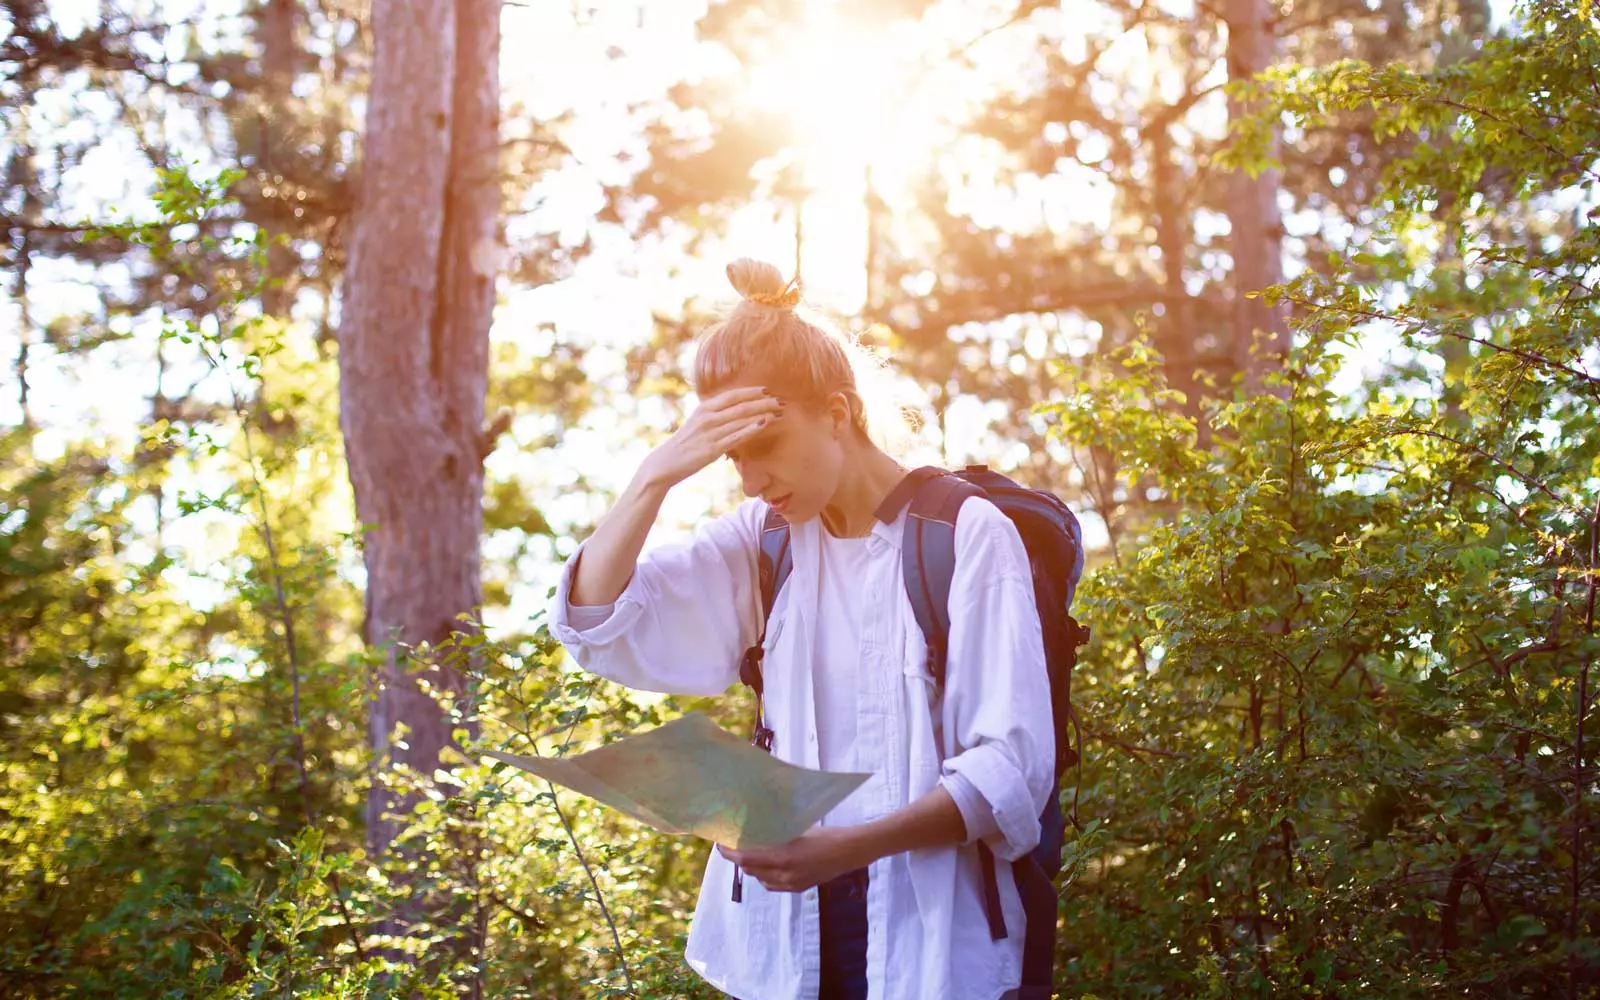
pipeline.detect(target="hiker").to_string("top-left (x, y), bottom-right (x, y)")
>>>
top-left (550, 258), bottom-right (1065, 1000)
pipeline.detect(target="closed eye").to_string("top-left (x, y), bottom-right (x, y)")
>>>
top-left (727, 431), bottom-right (777, 464)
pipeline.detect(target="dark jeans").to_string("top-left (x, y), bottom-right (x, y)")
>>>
top-left (819, 867), bottom-right (870, 1000)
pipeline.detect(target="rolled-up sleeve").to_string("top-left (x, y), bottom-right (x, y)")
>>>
top-left (936, 500), bottom-right (1054, 861)
top-left (939, 769), bottom-right (1001, 844)
top-left (549, 500), bottom-right (764, 697)
top-left (564, 601), bottom-right (616, 631)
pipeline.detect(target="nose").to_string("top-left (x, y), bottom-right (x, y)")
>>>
top-left (736, 461), bottom-right (769, 499)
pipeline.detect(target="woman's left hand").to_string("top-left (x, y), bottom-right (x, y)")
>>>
top-left (718, 826), bottom-right (870, 893)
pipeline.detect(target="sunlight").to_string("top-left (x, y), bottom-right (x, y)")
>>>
top-left (747, 26), bottom-right (913, 188)
top-left (736, 12), bottom-right (951, 310)
top-left (730, 4), bottom-right (1104, 312)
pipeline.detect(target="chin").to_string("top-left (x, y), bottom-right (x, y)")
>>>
top-left (775, 499), bottom-right (820, 524)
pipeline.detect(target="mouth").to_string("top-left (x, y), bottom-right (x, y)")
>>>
top-left (767, 493), bottom-right (793, 514)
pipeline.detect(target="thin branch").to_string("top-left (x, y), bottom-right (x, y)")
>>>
top-left (1419, 96), bottom-right (1600, 186)
top-left (1572, 494), bottom-right (1600, 999)
top-left (543, 782), bottom-right (636, 996)
top-left (936, 0), bottom-right (1051, 70)
top-left (1287, 295), bottom-right (1600, 390)
top-left (210, 345), bottom-right (368, 962)
top-left (1327, 648), bottom-right (1363, 691)
top-left (488, 889), bottom-right (546, 929)
top-left (1387, 426), bottom-right (1581, 514)
top-left (507, 700), bottom-right (634, 996)
top-left (1086, 727), bottom-right (1187, 760)
top-left (1147, 76), bottom-right (1228, 134)
top-left (171, 206), bottom-right (371, 961)
top-left (501, 135), bottom-right (574, 158)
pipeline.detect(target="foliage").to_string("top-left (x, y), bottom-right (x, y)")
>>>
top-left (1050, 5), bottom-right (1600, 995)
top-left (4, 2), bottom-right (1598, 999)
top-left (0, 165), bottom-right (721, 998)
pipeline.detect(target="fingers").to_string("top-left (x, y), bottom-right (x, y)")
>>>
top-left (704, 385), bottom-right (772, 409)
top-left (715, 413), bottom-right (776, 452)
top-left (750, 868), bottom-right (809, 893)
top-left (716, 844), bottom-right (808, 892)
top-left (737, 861), bottom-right (800, 892)
top-left (717, 843), bottom-right (765, 866)
top-left (703, 394), bottom-right (783, 431)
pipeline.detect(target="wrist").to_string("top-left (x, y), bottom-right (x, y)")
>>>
top-left (631, 456), bottom-right (680, 496)
top-left (836, 822), bottom-right (887, 871)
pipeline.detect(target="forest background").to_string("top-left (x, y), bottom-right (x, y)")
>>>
top-left (3, 0), bottom-right (1598, 997)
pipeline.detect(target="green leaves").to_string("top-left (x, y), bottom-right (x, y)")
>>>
top-left (1055, 5), bottom-right (1600, 993)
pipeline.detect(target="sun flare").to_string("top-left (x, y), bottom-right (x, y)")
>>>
top-left (721, 5), bottom-right (1102, 312)
top-left (736, 14), bottom-right (956, 307)
top-left (748, 29), bottom-right (917, 187)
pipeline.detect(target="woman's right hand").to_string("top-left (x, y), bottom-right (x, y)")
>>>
top-left (640, 386), bottom-right (784, 488)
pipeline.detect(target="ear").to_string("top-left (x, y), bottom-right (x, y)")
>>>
top-left (823, 391), bottom-right (853, 438)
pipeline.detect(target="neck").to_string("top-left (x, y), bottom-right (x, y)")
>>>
top-left (821, 439), bottom-right (907, 538)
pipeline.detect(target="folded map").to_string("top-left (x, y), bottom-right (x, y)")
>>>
top-left (483, 712), bottom-right (870, 849)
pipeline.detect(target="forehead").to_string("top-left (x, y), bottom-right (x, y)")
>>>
top-left (728, 408), bottom-right (823, 461)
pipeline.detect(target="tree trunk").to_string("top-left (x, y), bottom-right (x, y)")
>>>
top-left (338, 0), bottom-right (500, 897)
top-left (1225, 0), bottom-right (1288, 390)
top-left (1151, 130), bottom-right (1207, 444)
top-left (257, 0), bottom-right (298, 317)
top-left (11, 120), bottom-right (36, 430)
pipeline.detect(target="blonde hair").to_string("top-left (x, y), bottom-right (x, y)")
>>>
top-left (694, 258), bottom-right (879, 436)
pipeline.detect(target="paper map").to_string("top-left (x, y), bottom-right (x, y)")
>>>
top-left (483, 712), bottom-right (870, 849)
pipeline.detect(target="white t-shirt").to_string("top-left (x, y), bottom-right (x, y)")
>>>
top-left (813, 529), bottom-right (872, 777)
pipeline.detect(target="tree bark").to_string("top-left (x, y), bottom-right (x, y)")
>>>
top-left (1225, 0), bottom-right (1289, 390)
top-left (10, 118), bottom-right (37, 430)
top-left (1151, 129), bottom-right (1207, 444)
top-left (257, 0), bottom-right (298, 317)
top-left (338, 0), bottom-right (500, 891)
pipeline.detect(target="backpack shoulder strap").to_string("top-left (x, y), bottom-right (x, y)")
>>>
top-left (877, 467), bottom-right (982, 690)
top-left (732, 505), bottom-right (792, 906)
top-left (879, 467), bottom-right (1018, 945)
top-left (738, 506), bottom-right (792, 752)
top-left (756, 505), bottom-right (793, 624)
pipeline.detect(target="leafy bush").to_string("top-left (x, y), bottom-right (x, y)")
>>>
top-left (1051, 7), bottom-right (1599, 995)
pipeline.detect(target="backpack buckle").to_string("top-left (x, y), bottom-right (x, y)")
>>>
top-left (738, 644), bottom-right (765, 694)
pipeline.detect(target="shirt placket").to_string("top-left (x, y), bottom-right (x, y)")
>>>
top-left (861, 530), bottom-right (901, 1000)
top-left (790, 526), bottom-right (823, 1000)
top-left (854, 535), bottom-right (893, 808)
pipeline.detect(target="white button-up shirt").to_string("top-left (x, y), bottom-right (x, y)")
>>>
top-left (549, 497), bottom-right (1053, 1000)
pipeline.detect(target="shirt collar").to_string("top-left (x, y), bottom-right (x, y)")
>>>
top-left (869, 510), bottom-right (902, 548)
top-left (796, 510), bottom-right (902, 549)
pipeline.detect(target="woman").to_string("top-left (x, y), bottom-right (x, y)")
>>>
top-left (550, 259), bottom-right (1053, 1000)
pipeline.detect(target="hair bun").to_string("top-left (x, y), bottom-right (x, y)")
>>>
top-left (726, 258), bottom-right (801, 310)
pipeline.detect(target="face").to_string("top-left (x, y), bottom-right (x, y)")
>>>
top-left (723, 387), bottom-right (853, 523)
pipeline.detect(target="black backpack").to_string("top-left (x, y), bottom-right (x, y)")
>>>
top-left (736, 464), bottom-right (1089, 999)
